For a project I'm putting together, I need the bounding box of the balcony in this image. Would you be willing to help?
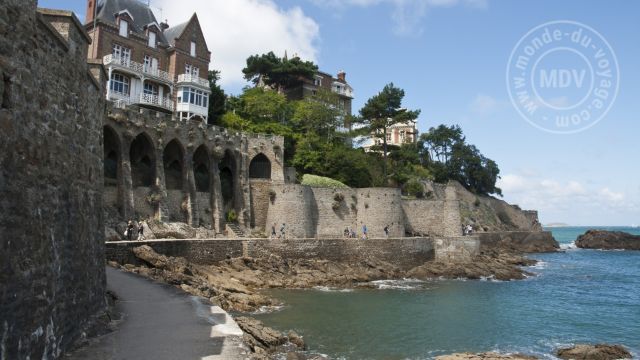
[103,54,172,83]
[177,73,210,89]
[333,86,353,98]
[134,93,174,111]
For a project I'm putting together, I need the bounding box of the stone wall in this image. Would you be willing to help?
[0,4,105,359]
[477,231,558,253]
[249,179,272,231]
[106,237,436,270]
[434,236,481,262]
[265,185,404,238]
[102,105,284,233]
[402,200,445,236]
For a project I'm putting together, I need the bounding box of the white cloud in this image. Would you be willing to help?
[310,0,487,36]
[497,173,639,225]
[470,93,500,114]
[154,0,320,88]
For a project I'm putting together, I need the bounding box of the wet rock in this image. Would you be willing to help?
[575,230,640,250]
[435,352,537,360]
[556,344,632,360]
[235,316,288,350]
[407,251,535,281]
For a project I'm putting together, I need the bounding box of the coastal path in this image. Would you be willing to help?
[65,266,247,360]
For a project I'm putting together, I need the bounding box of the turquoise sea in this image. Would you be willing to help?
[253,227,640,359]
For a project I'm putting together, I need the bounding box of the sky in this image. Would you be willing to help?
[40,0,640,226]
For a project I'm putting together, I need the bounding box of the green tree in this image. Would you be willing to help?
[291,89,343,140]
[207,70,226,125]
[242,51,318,92]
[357,83,420,182]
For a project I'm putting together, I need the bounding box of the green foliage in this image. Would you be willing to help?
[419,125,502,196]
[225,209,237,223]
[301,174,349,189]
[207,70,226,125]
[220,112,250,131]
[242,51,318,91]
[356,83,420,182]
[403,178,425,198]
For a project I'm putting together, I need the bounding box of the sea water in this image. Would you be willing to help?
[253,227,640,359]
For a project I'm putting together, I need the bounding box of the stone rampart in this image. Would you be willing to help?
[106,237,437,270]
[0,5,105,359]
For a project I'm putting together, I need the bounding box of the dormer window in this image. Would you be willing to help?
[190,41,196,57]
[119,19,128,37]
[148,31,156,48]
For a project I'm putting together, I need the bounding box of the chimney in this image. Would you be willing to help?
[337,70,346,82]
[160,20,170,31]
[85,0,96,25]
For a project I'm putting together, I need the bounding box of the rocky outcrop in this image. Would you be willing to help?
[146,220,197,239]
[435,352,537,360]
[478,232,559,253]
[235,317,306,355]
[556,344,632,360]
[407,250,536,281]
[575,230,640,250]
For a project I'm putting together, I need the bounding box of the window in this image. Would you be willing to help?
[148,31,156,48]
[119,20,128,37]
[386,133,391,141]
[313,76,322,86]
[112,44,131,62]
[400,130,406,143]
[143,82,158,96]
[190,41,196,57]
[185,64,199,77]
[178,87,208,107]
[110,73,129,95]
[143,55,158,72]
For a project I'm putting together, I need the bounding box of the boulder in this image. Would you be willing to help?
[235,316,288,351]
[556,344,632,360]
[575,230,640,250]
[147,221,196,239]
[132,245,192,275]
[105,226,122,242]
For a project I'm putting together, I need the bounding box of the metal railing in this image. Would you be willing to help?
[137,93,174,111]
[177,73,210,88]
[103,54,172,82]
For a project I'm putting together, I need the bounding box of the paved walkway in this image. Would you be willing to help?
[66,267,247,360]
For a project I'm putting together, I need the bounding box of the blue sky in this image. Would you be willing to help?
[40,0,640,225]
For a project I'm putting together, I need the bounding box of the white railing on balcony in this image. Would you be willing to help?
[103,54,172,83]
[333,87,353,98]
[136,93,174,111]
[177,73,210,88]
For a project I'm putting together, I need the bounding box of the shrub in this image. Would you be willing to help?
[403,179,424,198]
[301,174,349,189]
[269,189,276,203]
[226,209,237,223]
[333,193,345,202]
[474,198,481,207]
[332,201,341,211]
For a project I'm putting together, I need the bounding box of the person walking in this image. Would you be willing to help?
[126,220,134,240]
[383,225,389,238]
[270,223,277,240]
[362,224,368,240]
[137,221,145,241]
[279,223,286,239]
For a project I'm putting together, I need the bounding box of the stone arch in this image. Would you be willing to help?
[163,139,184,190]
[103,125,120,186]
[130,132,155,187]
[193,145,210,192]
[218,150,236,210]
[249,153,271,179]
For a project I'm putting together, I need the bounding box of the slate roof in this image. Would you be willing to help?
[95,0,168,45]
[162,20,188,46]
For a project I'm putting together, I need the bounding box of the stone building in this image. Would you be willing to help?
[0,3,106,358]
[85,0,212,122]
[362,120,418,151]
[282,69,354,132]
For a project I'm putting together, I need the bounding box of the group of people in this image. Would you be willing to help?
[462,223,473,236]
[270,223,286,239]
[124,220,145,241]
[342,224,391,239]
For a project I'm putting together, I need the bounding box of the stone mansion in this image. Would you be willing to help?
[85,0,212,122]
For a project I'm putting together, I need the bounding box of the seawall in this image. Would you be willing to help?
[106,238,436,270]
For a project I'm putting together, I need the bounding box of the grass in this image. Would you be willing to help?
[301,174,349,189]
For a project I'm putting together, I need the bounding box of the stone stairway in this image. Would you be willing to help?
[227,222,246,238]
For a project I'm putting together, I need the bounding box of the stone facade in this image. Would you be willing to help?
[0,3,105,359]
[102,104,284,233]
